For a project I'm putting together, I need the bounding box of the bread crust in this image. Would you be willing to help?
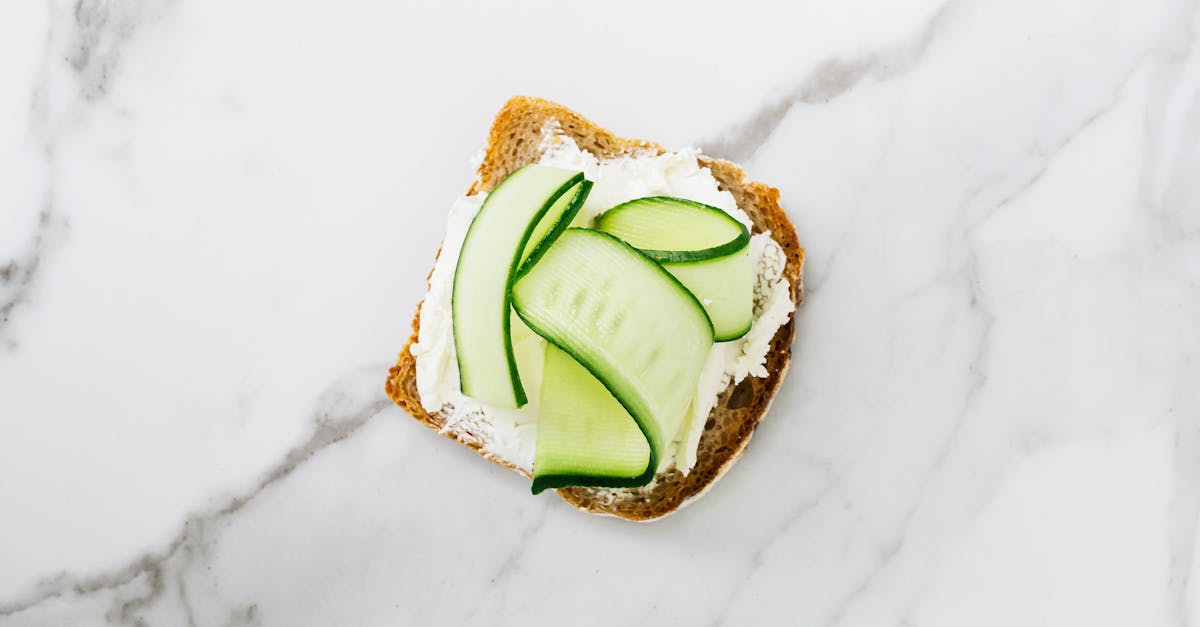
[385,96,804,520]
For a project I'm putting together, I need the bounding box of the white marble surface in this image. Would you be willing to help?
[2,0,1198,624]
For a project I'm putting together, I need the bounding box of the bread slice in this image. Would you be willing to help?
[385,96,804,521]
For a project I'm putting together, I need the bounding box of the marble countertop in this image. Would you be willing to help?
[3,0,1199,625]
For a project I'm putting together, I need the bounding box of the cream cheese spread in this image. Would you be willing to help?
[411,135,792,475]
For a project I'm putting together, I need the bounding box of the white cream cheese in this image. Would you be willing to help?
[412,136,792,474]
[410,193,545,465]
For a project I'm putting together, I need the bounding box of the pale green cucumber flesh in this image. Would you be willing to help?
[595,196,753,340]
[512,228,713,475]
[664,246,754,341]
[595,196,750,263]
[520,179,592,271]
[531,344,652,494]
[451,166,588,408]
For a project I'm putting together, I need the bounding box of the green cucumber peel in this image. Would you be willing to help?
[513,229,714,490]
[452,166,590,408]
[595,196,750,263]
[595,196,754,341]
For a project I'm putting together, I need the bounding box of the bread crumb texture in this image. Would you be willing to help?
[386,96,804,520]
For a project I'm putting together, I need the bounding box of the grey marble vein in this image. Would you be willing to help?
[822,81,1152,627]
[798,93,905,297]
[485,506,548,587]
[0,204,60,344]
[706,477,841,627]
[1155,8,1200,617]
[3,8,61,346]
[0,372,389,622]
[1169,413,1200,626]
[174,547,199,627]
[699,1,956,163]
[69,0,170,101]
[2,0,167,344]
[3,0,1198,624]
[459,504,550,623]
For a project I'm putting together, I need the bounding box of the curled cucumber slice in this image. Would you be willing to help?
[452,166,590,408]
[596,197,753,341]
[513,228,713,482]
[532,344,651,494]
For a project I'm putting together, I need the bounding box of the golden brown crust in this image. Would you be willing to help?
[383,252,531,478]
[385,96,804,520]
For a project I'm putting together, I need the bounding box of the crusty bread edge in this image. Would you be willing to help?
[385,96,804,520]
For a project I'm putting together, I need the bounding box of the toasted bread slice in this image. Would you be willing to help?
[386,96,804,521]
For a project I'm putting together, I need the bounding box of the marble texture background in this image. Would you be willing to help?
[2,0,1199,625]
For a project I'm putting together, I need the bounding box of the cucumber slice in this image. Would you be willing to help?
[667,246,753,340]
[521,178,594,270]
[512,228,713,475]
[595,196,750,263]
[531,344,652,494]
[452,166,589,408]
[596,196,753,341]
